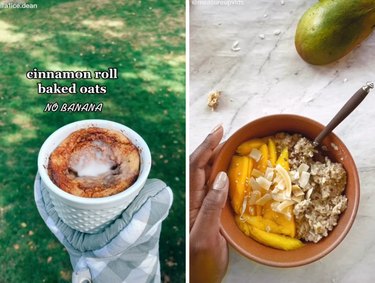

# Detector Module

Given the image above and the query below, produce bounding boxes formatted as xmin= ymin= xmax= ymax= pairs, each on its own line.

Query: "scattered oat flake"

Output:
xmin=28 ymin=230 xmax=34 ymax=236
xmin=207 ymin=90 xmax=221 ymax=111
xmin=343 ymin=78 xmax=348 ymax=82
xmin=274 ymin=29 xmax=281 ymax=36
xmin=21 ymin=222 xmax=27 ymax=228
xmin=263 ymin=14 xmax=268 ymax=18
xmin=331 ymin=143 xmax=339 ymax=151
xmin=13 ymin=244 xmax=20 ymax=250
xmin=259 ymin=34 xmax=265 ymax=39
xmin=280 ymin=0 xmax=285 ymax=5
xmin=47 ymin=256 xmax=53 ymax=263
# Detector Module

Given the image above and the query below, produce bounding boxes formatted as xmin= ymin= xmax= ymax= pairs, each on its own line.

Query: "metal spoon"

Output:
xmin=313 ymin=81 xmax=374 ymax=146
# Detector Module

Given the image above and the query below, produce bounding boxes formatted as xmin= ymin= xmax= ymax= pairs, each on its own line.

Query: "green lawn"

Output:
xmin=0 ymin=1 xmax=185 ymax=282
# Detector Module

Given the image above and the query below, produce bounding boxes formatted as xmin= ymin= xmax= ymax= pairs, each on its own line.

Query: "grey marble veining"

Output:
xmin=190 ymin=0 xmax=375 ymax=282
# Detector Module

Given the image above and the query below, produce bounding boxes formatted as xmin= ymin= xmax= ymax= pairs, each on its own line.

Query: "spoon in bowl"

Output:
xmin=313 ymin=81 xmax=374 ymax=146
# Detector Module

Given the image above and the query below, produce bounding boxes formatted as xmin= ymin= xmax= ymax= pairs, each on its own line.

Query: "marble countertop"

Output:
xmin=189 ymin=0 xmax=375 ymax=282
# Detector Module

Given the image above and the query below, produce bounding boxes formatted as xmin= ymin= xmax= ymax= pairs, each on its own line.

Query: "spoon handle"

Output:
xmin=313 ymin=82 xmax=374 ymax=146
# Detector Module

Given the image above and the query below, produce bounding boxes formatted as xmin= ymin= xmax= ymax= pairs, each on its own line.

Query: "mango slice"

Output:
xmin=256 ymin=144 xmax=269 ymax=173
xmin=236 ymin=139 xmax=264 ymax=155
xmin=236 ymin=216 xmax=304 ymax=251
xmin=276 ymin=147 xmax=289 ymax=171
xmin=268 ymin=138 xmax=277 ymax=166
xmin=263 ymin=203 xmax=295 ymax=238
xmin=246 ymin=159 xmax=256 ymax=216
xmin=241 ymin=214 xmax=294 ymax=237
xmin=228 ymin=155 xmax=250 ymax=214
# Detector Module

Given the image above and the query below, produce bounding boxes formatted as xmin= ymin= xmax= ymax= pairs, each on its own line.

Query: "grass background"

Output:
xmin=0 ymin=0 xmax=185 ymax=282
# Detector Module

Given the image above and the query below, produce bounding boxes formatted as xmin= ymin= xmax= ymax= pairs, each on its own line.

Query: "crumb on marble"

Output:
xmin=231 ymin=41 xmax=241 ymax=52
xmin=207 ymin=90 xmax=221 ymax=111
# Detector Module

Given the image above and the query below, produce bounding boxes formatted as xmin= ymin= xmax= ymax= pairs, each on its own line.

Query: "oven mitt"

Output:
xmin=34 ymin=174 xmax=173 ymax=283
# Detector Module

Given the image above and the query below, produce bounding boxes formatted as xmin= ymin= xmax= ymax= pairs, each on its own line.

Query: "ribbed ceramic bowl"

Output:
xmin=38 ymin=119 xmax=151 ymax=234
xmin=210 ymin=114 xmax=360 ymax=267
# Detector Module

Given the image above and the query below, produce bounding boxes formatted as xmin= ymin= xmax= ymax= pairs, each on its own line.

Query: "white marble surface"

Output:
xmin=190 ymin=0 xmax=375 ymax=282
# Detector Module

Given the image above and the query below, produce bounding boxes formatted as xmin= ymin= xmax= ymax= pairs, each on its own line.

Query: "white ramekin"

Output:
xmin=37 ymin=119 xmax=152 ymax=233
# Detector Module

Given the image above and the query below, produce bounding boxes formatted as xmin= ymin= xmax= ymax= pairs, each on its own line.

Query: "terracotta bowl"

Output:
xmin=210 ymin=114 xmax=360 ymax=267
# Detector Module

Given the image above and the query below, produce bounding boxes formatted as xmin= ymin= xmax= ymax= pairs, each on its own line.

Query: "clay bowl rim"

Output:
xmin=209 ymin=114 xmax=360 ymax=267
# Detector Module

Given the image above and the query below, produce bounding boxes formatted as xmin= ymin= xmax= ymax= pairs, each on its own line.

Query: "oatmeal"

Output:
xmin=284 ymin=134 xmax=347 ymax=243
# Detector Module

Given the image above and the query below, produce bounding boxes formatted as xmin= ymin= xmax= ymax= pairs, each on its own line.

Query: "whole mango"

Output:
xmin=295 ymin=0 xmax=375 ymax=65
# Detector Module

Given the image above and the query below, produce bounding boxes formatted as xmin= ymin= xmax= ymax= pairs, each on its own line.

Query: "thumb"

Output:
xmin=193 ymin=172 xmax=229 ymax=234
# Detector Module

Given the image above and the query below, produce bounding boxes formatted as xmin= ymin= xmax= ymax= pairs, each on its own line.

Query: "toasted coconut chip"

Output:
xmin=272 ymin=191 xmax=291 ymax=202
xmin=306 ymin=188 xmax=314 ymax=199
xmin=298 ymin=163 xmax=309 ymax=175
xmin=248 ymin=191 xmax=261 ymax=205
xmin=280 ymin=209 xmax=292 ymax=220
xmin=271 ymin=204 xmax=293 ymax=220
xmin=249 ymin=148 xmax=262 ymax=162
xmin=277 ymin=200 xmax=295 ymax=211
xmin=255 ymin=193 xmax=272 ymax=206
xmin=292 ymin=184 xmax=304 ymax=197
xmin=250 ymin=177 xmax=261 ymax=191
xmin=273 ymin=175 xmax=282 ymax=183
xmin=275 ymin=164 xmax=292 ymax=197
xmin=256 ymin=176 xmax=272 ymax=190
xmin=251 ymin=168 xmax=264 ymax=178
xmin=290 ymin=170 xmax=299 ymax=181
xmin=267 ymin=160 xmax=272 ymax=167
xmin=299 ymin=171 xmax=310 ymax=189
xmin=275 ymin=180 xmax=285 ymax=191
xmin=292 ymin=195 xmax=304 ymax=203
xmin=270 ymin=201 xmax=281 ymax=212
xmin=240 ymin=196 xmax=248 ymax=217
xmin=265 ymin=167 xmax=274 ymax=181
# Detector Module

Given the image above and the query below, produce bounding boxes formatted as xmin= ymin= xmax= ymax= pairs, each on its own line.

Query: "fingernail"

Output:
xmin=210 ymin=123 xmax=223 ymax=134
xmin=213 ymin=171 xmax=228 ymax=191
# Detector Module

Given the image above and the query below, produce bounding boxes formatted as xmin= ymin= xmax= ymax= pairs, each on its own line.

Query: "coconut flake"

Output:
xmin=248 ymin=191 xmax=261 ymax=205
xmin=272 ymin=191 xmax=290 ymax=202
xmin=240 ymin=196 xmax=248 ymax=217
xmin=275 ymin=164 xmax=292 ymax=197
xmin=249 ymin=177 xmax=261 ymax=191
xmin=271 ymin=201 xmax=281 ymax=212
xmin=249 ymin=148 xmax=262 ymax=162
xmin=298 ymin=163 xmax=309 ymax=175
xmin=306 ymin=188 xmax=314 ymax=199
xmin=251 ymin=168 xmax=264 ymax=178
xmin=265 ymin=167 xmax=274 ymax=181
xmin=292 ymin=184 xmax=304 ymax=197
xmin=277 ymin=200 xmax=295 ymax=211
xmin=299 ymin=171 xmax=310 ymax=189
xmin=290 ymin=170 xmax=299 ymax=181
xmin=292 ymin=195 xmax=304 ymax=203
xmin=255 ymin=193 xmax=272 ymax=206
xmin=256 ymin=176 xmax=272 ymax=190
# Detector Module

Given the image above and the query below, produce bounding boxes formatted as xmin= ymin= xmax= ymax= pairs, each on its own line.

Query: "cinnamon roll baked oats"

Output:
xmin=48 ymin=127 xmax=140 ymax=198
